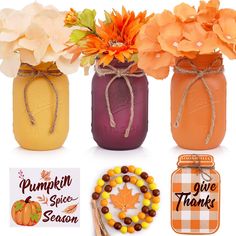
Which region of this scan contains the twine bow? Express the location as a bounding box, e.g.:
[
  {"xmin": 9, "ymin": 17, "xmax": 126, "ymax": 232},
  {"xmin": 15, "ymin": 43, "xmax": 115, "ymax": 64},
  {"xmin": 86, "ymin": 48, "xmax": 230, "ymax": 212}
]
[
  {"xmin": 17, "ymin": 63, "xmax": 63, "ymax": 134},
  {"xmin": 95, "ymin": 63, "xmax": 145, "ymax": 138},
  {"xmin": 173, "ymin": 57, "xmax": 224, "ymax": 145}
]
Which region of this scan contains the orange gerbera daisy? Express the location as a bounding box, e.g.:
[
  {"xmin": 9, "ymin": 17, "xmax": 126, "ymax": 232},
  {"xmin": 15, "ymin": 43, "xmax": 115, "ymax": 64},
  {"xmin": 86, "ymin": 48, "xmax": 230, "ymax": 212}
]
[{"xmin": 65, "ymin": 7, "xmax": 153, "ymax": 68}]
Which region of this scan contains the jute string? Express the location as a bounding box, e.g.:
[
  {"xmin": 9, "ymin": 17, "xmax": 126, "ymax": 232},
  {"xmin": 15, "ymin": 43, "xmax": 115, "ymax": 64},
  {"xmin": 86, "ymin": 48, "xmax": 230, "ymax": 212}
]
[
  {"xmin": 178, "ymin": 154, "xmax": 214, "ymax": 182},
  {"xmin": 174, "ymin": 57, "xmax": 224, "ymax": 145},
  {"xmin": 17, "ymin": 63, "xmax": 63, "ymax": 134},
  {"xmin": 95, "ymin": 63, "xmax": 145, "ymax": 138},
  {"xmin": 91, "ymin": 200, "xmax": 110, "ymax": 236}
]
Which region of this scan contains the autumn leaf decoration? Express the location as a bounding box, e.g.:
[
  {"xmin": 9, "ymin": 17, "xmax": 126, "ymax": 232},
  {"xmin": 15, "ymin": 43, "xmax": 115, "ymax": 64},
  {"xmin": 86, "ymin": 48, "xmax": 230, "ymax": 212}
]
[
  {"xmin": 41, "ymin": 170, "xmax": 51, "ymax": 181},
  {"xmin": 37, "ymin": 195, "xmax": 48, "ymax": 205},
  {"xmin": 110, "ymin": 184, "xmax": 140, "ymax": 212},
  {"xmin": 63, "ymin": 204, "xmax": 79, "ymax": 214}
]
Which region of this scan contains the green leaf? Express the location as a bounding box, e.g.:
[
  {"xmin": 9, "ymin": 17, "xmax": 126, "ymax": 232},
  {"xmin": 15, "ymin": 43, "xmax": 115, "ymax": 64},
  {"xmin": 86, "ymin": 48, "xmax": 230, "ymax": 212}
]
[
  {"xmin": 80, "ymin": 55, "xmax": 96, "ymax": 67},
  {"xmin": 78, "ymin": 9, "xmax": 96, "ymax": 32},
  {"xmin": 30, "ymin": 213, "xmax": 40, "ymax": 223},
  {"xmin": 104, "ymin": 10, "xmax": 112, "ymax": 24},
  {"xmin": 70, "ymin": 30, "xmax": 90, "ymax": 44},
  {"xmin": 129, "ymin": 53, "xmax": 138, "ymax": 63},
  {"xmin": 14, "ymin": 202, "xmax": 23, "ymax": 212}
]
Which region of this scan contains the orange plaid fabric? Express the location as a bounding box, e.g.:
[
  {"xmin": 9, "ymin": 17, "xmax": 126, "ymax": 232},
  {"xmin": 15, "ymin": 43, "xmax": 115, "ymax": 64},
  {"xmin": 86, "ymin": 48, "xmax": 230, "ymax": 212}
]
[{"xmin": 171, "ymin": 157, "xmax": 220, "ymax": 234}]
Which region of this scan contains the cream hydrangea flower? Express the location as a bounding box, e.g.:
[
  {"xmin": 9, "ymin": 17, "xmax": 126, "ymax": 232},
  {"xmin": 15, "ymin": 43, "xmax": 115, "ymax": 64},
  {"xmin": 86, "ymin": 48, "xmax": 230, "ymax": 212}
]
[{"xmin": 0, "ymin": 3, "xmax": 79, "ymax": 77}]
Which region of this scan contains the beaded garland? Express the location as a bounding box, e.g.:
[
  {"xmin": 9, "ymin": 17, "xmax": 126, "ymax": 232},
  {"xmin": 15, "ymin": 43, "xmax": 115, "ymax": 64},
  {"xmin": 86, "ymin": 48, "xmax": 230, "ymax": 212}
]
[{"xmin": 92, "ymin": 166, "xmax": 160, "ymax": 234}]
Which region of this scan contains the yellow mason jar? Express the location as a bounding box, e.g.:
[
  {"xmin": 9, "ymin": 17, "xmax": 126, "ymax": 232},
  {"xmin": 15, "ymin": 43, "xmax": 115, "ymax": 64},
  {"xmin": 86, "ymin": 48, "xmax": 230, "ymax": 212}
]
[{"xmin": 13, "ymin": 62, "xmax": 69, "ymax": 151}]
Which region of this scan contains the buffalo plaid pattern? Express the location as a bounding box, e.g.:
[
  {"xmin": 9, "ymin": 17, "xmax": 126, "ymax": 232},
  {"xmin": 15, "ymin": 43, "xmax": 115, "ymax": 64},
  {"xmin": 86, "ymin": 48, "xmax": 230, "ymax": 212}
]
[{"xmin": 171, "ymin": 168, "xmax": 220, "ymax": 234}]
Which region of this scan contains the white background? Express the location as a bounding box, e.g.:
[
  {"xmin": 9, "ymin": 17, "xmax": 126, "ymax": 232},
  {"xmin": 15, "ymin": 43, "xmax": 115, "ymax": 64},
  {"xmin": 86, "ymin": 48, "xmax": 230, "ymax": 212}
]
[{"xmin": 0, "ymin": 0, "xmax": 236, "ymax": 235}]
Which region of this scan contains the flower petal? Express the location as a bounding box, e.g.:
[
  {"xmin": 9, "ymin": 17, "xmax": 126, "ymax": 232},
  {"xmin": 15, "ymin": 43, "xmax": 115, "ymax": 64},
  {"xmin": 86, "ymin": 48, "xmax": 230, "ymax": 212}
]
[
  {"xmin": 174, "ymin": 3, "xmax": 197, "ymax": 22},
  {"xmin": 156, "ymin": 10, "xmax": 176, "ymax": 27},
  {"xmin": 56, "ymin": 55, "xmax": 80, "ymax": 74},
  {"xmin": 0, "ymin": 52, "xmax": 20, "ymax": 77}
]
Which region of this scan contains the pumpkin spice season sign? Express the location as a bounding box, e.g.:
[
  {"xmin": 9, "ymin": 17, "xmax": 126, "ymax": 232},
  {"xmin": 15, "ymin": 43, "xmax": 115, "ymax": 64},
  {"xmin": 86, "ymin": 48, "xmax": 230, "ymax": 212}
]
[{"xmin": 10, "ymin": 168, "xmax": 80, "ymax": 227}]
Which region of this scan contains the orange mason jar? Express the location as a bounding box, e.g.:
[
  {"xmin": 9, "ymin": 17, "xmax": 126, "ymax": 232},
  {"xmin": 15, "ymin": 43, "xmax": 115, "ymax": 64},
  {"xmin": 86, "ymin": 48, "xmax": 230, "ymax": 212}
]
[
  {"xmin": 171, "ymin": 53, "xmax": 226, "ymax": 150},
  {"xmin": 13, "ymin": 62, "xmax": 69, "ymax": 151}
]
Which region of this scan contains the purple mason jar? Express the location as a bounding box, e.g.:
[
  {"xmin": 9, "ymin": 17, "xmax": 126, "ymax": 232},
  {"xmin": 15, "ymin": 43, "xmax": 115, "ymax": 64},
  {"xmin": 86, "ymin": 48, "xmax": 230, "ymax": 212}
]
[{"xmin": 92, "ymin": 60, "xmax": 148, "ymax": 150}]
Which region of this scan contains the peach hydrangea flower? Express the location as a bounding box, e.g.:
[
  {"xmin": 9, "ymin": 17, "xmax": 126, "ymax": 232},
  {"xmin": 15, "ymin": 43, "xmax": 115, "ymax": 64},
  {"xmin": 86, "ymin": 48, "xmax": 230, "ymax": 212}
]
[
  {"xmin": 178, "ymin": 22, "xmax": 218, "ymax": 55},
  {"xmin": 136, "ymin": 0, "xmax": 236, "ymax": 80},
  {"xmin": 136, "ymin": 15, "xmax": 175, "ymax": 80},
  {"xmin": 0, "ymin": 3, "xmax": 79, "ymax": 77}
]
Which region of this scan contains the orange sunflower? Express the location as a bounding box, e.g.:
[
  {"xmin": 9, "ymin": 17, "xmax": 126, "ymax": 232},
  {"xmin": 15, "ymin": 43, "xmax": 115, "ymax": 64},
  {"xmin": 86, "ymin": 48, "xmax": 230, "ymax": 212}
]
[{"xmin": 65, "ymin": 7, "xmax": 153, "ymax": 67}]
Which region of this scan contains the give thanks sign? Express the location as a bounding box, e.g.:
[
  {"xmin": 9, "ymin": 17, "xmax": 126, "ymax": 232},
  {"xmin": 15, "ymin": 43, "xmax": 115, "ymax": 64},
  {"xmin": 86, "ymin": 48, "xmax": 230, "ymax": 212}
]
[
  {"xmin": 171, "ymin": 155, "xmax": 220, "ymax": 235},
  {"xmin": 10, "ymin": 168, "xmax": 80, "ymax": 227}
]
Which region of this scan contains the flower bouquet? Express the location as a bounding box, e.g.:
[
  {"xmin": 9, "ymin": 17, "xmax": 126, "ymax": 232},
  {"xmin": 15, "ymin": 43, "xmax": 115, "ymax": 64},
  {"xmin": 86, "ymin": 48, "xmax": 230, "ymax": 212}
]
[
  {"xmin": 136, "ymin": 0, "xmax": 235, "ymax": 150},
  {"xmin": 0, "ymin": 3, "xmax": 79, "ymax": 150},
  {"xmin": 65, "ymin": 8, "xmax": 152, "ymax": 150}
]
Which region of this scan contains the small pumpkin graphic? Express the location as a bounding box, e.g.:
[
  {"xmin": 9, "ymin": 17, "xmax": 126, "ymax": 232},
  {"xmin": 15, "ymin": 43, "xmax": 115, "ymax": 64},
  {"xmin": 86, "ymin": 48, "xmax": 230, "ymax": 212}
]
[{"xmin": 11, "ymin": 196, "xmax": 42, "ymax": 226}]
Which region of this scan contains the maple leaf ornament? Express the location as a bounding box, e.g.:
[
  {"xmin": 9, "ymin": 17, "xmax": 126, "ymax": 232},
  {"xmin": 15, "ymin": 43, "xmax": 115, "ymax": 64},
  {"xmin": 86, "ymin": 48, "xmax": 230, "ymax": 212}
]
[{"xmin": 110, "ymin": 184, "xmax": 140, "ymax": 212}]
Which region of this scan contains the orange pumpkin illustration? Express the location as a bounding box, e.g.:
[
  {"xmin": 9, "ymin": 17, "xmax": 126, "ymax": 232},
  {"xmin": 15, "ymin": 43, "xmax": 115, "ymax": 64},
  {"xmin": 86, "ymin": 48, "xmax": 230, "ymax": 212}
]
[{"xmin": 11, "ymin": 196, "xmax": 42, "ymax": 226}]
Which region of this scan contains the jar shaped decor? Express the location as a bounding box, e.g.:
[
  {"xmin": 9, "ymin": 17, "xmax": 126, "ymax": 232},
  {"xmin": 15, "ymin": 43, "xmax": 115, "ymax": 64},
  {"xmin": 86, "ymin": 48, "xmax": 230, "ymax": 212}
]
[
  {"xmin": 65, "ymin": 8, "xmax": 152, "ymax": 150},
  {"xmin": 137, "ymin": 0, "xmax": 235, "ymax": 150},
  {"xmin": 0, "ymin": 3, "xmax": 79, "ymax": 150}
]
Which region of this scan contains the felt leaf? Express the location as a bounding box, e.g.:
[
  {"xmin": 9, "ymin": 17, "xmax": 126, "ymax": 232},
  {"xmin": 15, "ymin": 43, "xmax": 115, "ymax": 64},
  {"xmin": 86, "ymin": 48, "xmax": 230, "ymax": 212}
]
[
  {"xmin": 41, "ymin": 170, "xmax": 51, "ymax": 182},
  {"xmin": 70, "ymin": 30, "xmax": 90, "ymax": 43},
  {"xmin": 63, "ymin": 204, "xmax": 78, "ymax": 214},
  {"xmin": 78, "ymin": 9, "xmax": 96, "ymax": 31},
  {"xmin": 110, "ymin": 184, "xmax": 140, "ymax": 212},
  {"xmin": 14, "ymin": 202, "xmax": 23, "ymax": 212}
]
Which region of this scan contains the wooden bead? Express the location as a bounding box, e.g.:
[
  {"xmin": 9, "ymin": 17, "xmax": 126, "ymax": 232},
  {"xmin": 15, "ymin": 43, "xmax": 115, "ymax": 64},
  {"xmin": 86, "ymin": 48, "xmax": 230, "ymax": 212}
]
[
  {"xmin": 153, "ymin": 189, "xmax": 160, "ymax": 197},
  {"xmin": 102, "ymin": 174, "xmax": 110, "ymax": 182},
  {"xmin": 110, "ymin": 180, "xmax": 117, "ymax": 187},
  {"xmin": 146, "ymin": 216, "xmax": 153, "ymax": 223},
  {"xmin": 146, "ymin": 176, "xmax": 154, "ymax": 184},
  {"xmin": 108, "ymin": 219, "xmax": 115, "ymax": 227},
  {"xmin": 119, "ymin": 212, "xmax": 126, "ymax": 219},
  {"xmin": 148, "ymin": 209, "xmax": 156, "ymax": 217},
  {"xmin": 114, "ymin": 222, "xmax": 122, "ymax": 230},
  {"xmin": 144, "ymin": 192, "xmax": 152, "ymax": 200},
  {"xmin": 100, "ymin": 199, "xmax": 108, "ymax": 207},
  {"xmin": 138, "ymin": 212, "xmax": 146, "ymax": 220},
  {"xmin": 108, "ymin": 169, "xmax": 115, "ymax": 177},
  {"xmin": 140, "ymin": 172, "xmax": 149, "ymax": 180},
  {"xmin": 134, "ymin": 223, "xmax": 142, "ymax": 231},
  {"xmin": 124, "ymin": 217, "xmax": 132, "ymax": 225},
  {"xmin": 104, "ymin": 185, "xmax": 112, "ymax": 193},
  {"xmin": 123, "ymin": 175, "xmax": 130, "ymax": 183},
  {"xmin": 130, "ymin": 176, "xmax": 138, "ymax": 184},
  {"xmin": 142, "ymin": 206, "xmax": 149, "ymax": 214},
  {"xmin": 121, "ymin": 166, "xmax": 129, "ymax": 174},
  {"xmin": 92, "ymin": 192, "xmax": 100, "ymax": 200},
  {"xmin": 128, "ymin": 226, "xmax": 135, "ymax": 233},
  {"xmin": 95, "ymin": 186, "xmax": 102, "ymax": 193},
  {"xmin": 140, "ymin": 186, "xmax": 148, "ymax": 193},
  {"xmin": 101, "ymin": 206, "xmax": 109, "ymax": 214},
  {"xmin": 128, "ymin": 166, "xmax": 136, "ymax": 173},
  {"xmin": 153, "ymin": 197, "xmax": 160, "ymax": 203}
]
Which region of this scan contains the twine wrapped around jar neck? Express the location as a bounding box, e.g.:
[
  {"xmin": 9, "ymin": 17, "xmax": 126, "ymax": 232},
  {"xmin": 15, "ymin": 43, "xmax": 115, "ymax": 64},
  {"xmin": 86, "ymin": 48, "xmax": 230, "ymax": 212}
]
[
  {"xmin": 95, "ymin": 62, "xmax": 145, "ymax": 138},
  {"xmin": 17, "ymin": 63, "xmax": 63, "ymax": 134},
  {"xmin": 173, "ymin": 56, "xmax": 224, "ymax": 145}
]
